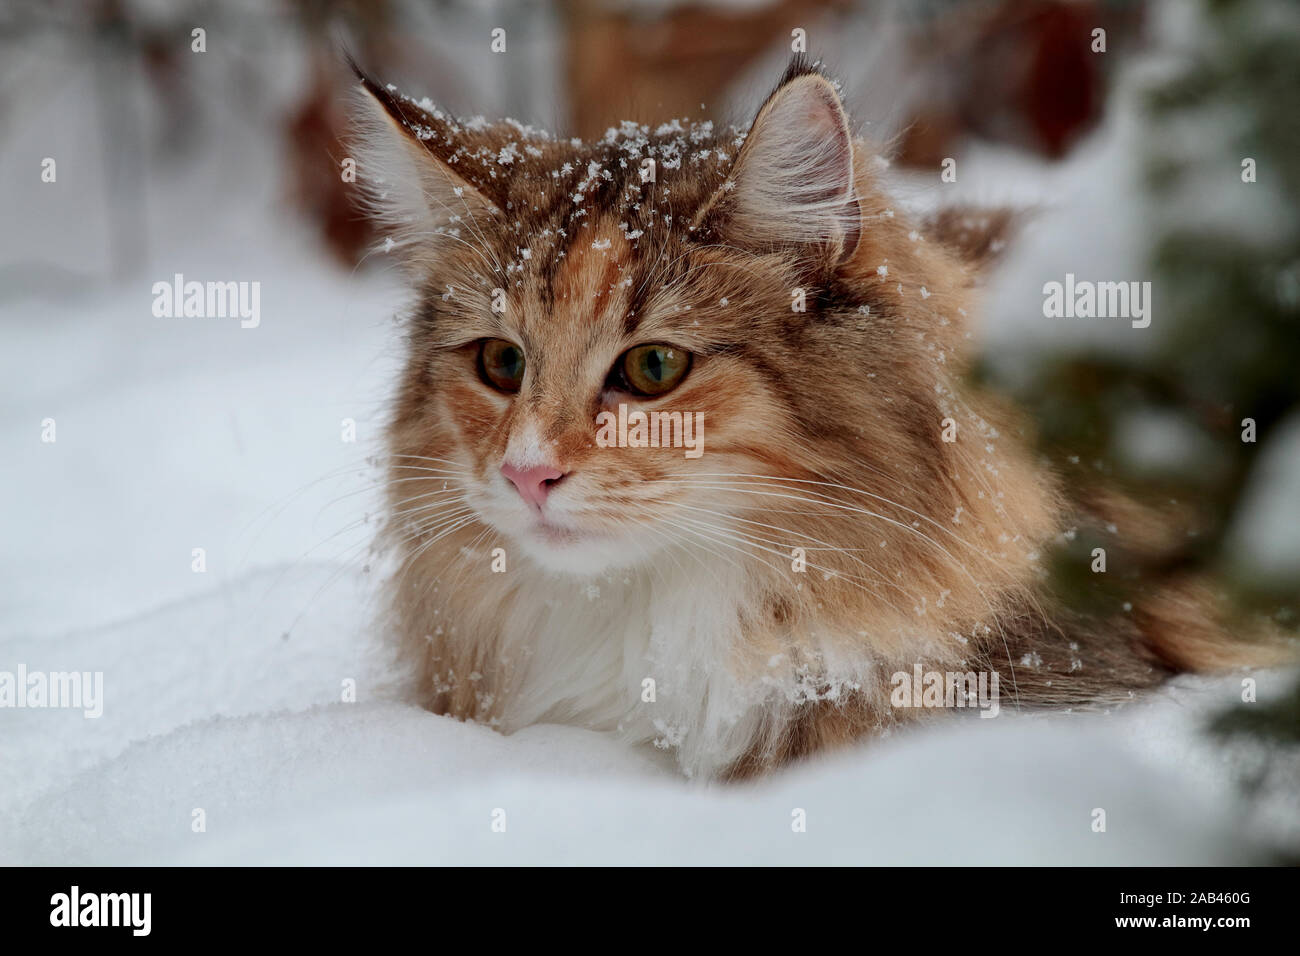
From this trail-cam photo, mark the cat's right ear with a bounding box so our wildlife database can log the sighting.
[348,59,504,264]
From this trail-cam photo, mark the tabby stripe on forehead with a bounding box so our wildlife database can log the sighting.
[620,254,662,337]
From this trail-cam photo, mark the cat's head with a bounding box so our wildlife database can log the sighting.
[355,57,1041,603]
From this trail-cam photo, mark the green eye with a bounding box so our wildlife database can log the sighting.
[478,339,525,393]
[618,344,691,397]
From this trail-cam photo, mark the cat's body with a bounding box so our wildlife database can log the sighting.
[354,58,1271,779]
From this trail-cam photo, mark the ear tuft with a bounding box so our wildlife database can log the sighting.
[697,63,859,261]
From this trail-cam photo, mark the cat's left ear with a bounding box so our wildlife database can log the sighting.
[694,62,860,263]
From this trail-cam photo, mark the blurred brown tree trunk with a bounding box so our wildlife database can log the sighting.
[561,0,843,139]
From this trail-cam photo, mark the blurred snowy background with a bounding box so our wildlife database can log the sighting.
[1,0,1296,864]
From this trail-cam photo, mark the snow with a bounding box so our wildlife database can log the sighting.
[2,2,1297,866]
[8,681,1281,865]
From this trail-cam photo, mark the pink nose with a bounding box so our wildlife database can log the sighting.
[501,463,566,510]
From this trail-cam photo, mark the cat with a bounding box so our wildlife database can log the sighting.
[350,56,1280,780]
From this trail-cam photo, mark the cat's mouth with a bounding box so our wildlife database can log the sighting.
[529,516,601,546]
[499,507,648,575]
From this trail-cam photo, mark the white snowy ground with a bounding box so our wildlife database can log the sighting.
[3,10,1297,865]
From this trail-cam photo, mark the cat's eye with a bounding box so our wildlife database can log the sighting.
[615,344,692,397]
[478,338,526,393]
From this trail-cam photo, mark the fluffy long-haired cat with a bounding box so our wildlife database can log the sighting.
[351,56,1278,779]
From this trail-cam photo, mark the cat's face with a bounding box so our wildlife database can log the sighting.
[407,208,814,574]
[359,61,1011,587]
